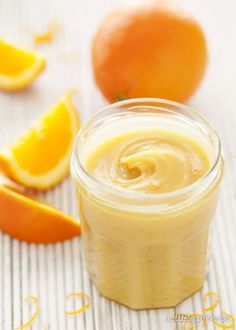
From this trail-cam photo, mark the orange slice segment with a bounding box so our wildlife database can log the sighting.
[0,93,80,190]
[0,39,46,90]
[0,184,80,243]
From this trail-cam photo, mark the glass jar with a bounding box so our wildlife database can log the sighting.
[71,99,223,310]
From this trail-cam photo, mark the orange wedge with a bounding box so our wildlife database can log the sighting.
[0,93,80,190]
[0,184,80,243]
[0,39,46,90]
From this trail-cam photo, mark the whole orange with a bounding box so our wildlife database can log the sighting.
[92,4,207,102]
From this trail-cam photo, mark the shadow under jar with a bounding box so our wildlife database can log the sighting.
[71,98,223,310]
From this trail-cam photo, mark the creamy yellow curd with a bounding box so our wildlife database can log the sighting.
[86,130,210,194]
[71,99,223,309]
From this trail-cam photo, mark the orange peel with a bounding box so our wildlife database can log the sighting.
[65,293,90,315]
[212,312,235,329]
[203,291,220,312]
[15,296,40,330]
[33,22,60,45]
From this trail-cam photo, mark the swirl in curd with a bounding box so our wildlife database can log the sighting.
[86,130,210,194]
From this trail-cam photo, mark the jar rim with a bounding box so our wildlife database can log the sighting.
[71,98,222,204]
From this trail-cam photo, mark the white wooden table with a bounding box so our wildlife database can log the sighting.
[0,0,235,329]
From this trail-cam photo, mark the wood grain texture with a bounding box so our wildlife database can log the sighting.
[0,0,235,329]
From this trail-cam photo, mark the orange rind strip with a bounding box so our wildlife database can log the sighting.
[33,22,60,45]
[182,313,199,330]
[15,296,40,330]
[203,291,220,312]
[213,312,235,329]
[65,293,90,315]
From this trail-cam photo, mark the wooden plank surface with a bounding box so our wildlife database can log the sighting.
[0,0,236,329]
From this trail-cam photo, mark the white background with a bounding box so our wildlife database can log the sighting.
[0,0,235,329]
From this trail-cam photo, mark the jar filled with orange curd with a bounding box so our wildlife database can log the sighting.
[71,99,223,310]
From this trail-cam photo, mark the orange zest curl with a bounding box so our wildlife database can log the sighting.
[212,312,235,329]
[183,320,195,330]
[184,313,205,329]
[203,291,220,312]
[33,22,60,45]
[15,296,40,329]
[66,87,80,98]
[65,293,90,315]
